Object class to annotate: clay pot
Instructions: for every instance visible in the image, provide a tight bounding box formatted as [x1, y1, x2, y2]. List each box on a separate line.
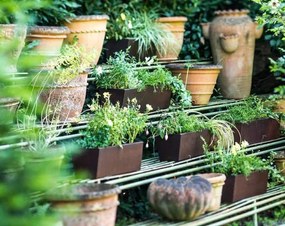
[274, 99, 285, 113]
[274, 157, 285, 177]
[64, 15, 109, 65]
[198, 173, 226, 211]
[0, 24, 27, 74]
[0, 97, 20, 124]
[47, 183, 121, 226]
[167, 63, 222, 105]
[202, 10, 263, 99]
[36, 72, 88, 121]
[26, 26, 70, 70]
[156, 17, 187, 61]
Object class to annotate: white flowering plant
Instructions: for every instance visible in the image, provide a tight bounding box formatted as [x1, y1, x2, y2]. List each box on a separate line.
[205, 140, 268, 177]
[78, 93, 147, 149]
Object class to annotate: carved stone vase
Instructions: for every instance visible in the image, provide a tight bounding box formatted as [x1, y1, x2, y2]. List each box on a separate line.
[201, 10, 263, 99]
[0, 24, 27, 74]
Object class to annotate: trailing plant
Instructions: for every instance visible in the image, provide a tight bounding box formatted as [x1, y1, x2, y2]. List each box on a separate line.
[78, 93, 147, 149]
[92, 51, 192, 106]
[205, 141, 267, 176]
[216, 96, 278, 123]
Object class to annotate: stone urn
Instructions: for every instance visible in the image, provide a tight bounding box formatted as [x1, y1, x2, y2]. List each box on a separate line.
[0, 24, 27, 74]
[201, 10, 263, 99]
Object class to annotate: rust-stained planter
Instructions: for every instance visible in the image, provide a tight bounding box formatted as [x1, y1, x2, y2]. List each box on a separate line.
[233, 118, 280, 144]
[47, 183, 121, 226]
[222, 170, 268, 203]
[156, 130, 212, 162]
[98, 87, 171, 112]
[72, 141, 143, 179]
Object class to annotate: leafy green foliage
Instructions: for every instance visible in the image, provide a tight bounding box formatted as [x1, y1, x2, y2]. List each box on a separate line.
[93, 51, 192, 106]
[205, 141, 267, 176]
[78, 93, 147, 148]
[217, 96, 278, 123]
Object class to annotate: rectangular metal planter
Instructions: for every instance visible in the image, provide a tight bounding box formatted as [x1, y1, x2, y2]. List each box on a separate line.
[156, 129, 212, 162]
[72, 141, 143, 179]
[233, 118, 280, 144]
[221, 170, 268, 203]
[98, 87, 171, 112]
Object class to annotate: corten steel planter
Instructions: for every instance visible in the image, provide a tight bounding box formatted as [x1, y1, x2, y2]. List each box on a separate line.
[98, 87, 171, 112]
[64, 15, 109, 65]
[201, 10, 263, 99]
[0, 24, 27, 73]
[222, 170, 268, 203]
[198, 173, 226, 211]
[37, 72, 88, 121]
[26, 26, 70, 70]
[155, 17, 187, 61]
[167, 63, 222, 105]
[47, 183, 121, 226]
[233, 118, 280, 144]
[72, 141, 143, 179]
[156, 130, 212, 162]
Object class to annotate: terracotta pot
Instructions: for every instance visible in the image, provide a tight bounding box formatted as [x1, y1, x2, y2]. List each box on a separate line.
[155, 17, 187, 61]
[167, 63, 222, 105]
[97, 87, 171, 112]
[64, 15, 109, 65]
[233, 118, 280, 144]
[222, 170, 268, 203]
[36, 72, 88, 121]
[0, 97, 20, 124]
[0, 24, 27, 73]
[274, 157, 285, 177]
[198, 173, 226, 211]
[47, 183, 121, 226]
[274, 99, 285, 113]
[202, 10, 263, 99]
[72, 141, 143, 179]
[156, 130, 212, 162]
[26, 26, 70, 70]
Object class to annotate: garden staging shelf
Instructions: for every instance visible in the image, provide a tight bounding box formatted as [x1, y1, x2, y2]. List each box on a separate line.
[130, 185, 285, 226]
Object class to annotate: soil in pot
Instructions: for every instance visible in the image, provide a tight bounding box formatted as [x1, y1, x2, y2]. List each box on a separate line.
[72, 141, 143, 179]
[97, 87, 171, 112]
[222, 170, 268, 203]
[156, 129, 212, 162]
[47, 183, 121, 226]
[233, 118, 280, 144]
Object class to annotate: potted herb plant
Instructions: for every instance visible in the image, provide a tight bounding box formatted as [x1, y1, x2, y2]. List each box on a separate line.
[166, 63, 222, 105]
[32, 42, 94, 121]
[216, 96, 280, 144]
[149, 111, 234, 162]
[272, 151, 285, 178]
[92, 51, 192, 111]
[205, 141, 269, 203]
[72, 93, 147, 179]
[104, 9, 176, 61]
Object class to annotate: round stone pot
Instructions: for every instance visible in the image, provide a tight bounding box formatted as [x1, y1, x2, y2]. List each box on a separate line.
[47, 183, 121, 226]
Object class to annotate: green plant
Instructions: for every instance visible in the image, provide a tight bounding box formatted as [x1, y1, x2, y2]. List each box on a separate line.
[93, 51, 192, 106]
[205, 141, 267, 176]
[216, 96, 278, 123]
[78, 93, 147, 149]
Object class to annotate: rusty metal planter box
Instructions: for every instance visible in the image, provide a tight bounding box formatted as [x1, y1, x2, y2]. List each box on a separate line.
[72, 141, 143, 179]
[233, 118, 280, 144]
[222, 170, 268, 203]
[156, 129, 212, 162]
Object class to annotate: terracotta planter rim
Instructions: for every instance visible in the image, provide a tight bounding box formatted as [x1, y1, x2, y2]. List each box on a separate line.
[214, 9, 249, 16]
[198, 173, 226, 184]
[47, 183, 121, 201]
[0, 24, 25, 28]
[0, 97, 19, 105]
[28, 26, 70, 35]
[156, 16, 188, 22]
[69, 15, 109, 22]
[166, 63, 223, 70]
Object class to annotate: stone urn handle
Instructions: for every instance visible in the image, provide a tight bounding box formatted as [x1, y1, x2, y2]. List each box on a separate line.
[254, 22, 263, 39]
[201, 22, 210, 39]
[219, 33, 239, 53]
